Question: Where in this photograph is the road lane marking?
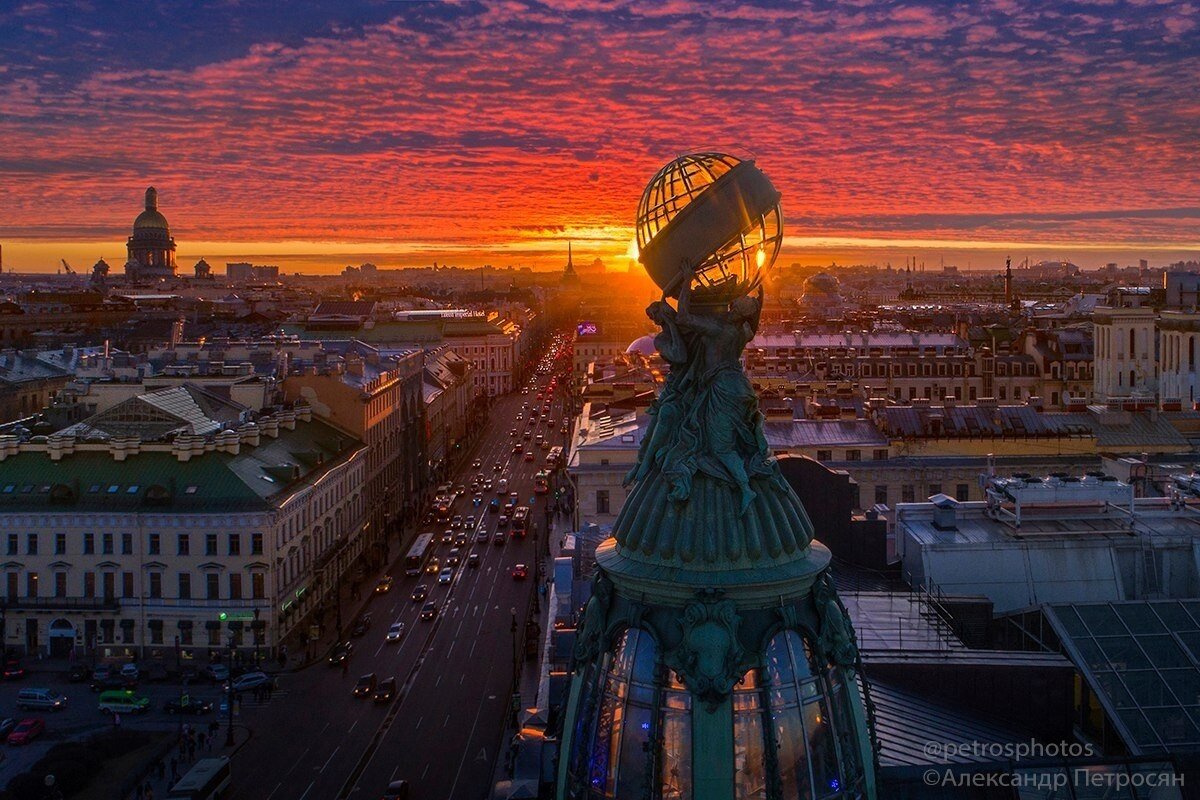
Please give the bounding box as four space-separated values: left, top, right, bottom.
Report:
266 783 282 800
320 746 340 774
444 713 451 728
348 719 358 734
298 782 315 800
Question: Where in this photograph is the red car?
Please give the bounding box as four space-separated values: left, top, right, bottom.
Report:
511 564 528 580
7 718 44 745
2 661 25 681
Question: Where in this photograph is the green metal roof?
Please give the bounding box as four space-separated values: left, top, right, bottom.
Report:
0 418 361 512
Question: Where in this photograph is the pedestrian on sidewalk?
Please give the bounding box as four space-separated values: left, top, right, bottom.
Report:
113 712 121 728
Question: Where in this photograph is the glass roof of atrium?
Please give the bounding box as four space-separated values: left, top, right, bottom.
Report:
1044 601 1200 754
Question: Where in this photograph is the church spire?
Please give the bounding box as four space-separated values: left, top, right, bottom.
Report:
564 240 577 276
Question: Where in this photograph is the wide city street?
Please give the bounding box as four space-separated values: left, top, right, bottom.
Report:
227 353 568 800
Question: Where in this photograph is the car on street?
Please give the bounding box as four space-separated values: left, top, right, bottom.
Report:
472 459 482 469
202 664 230 683
163 698 214 715
454 532 468 547
493 462 503 472
467 553 481 568
411 585 429 602
451 515 463 529
489 498 500 513
382 779 411 800
523 430 532 440
353 673 377 698
373 677 397 704
420 602 437 621
464 516 476 529
3 661 26 681
446 548 461 567
328 642 354 666
7 718 44 745
0 718 15 742
498 514 509 528
512 443 524 454
375 576 394 594
483 479 493 491
472 493 483 507
497 479 508 493
438 567 453 585
509 428 517 437
493 531 506 545
120 663 140 681
227 672 271 693
524 451 535 461
426 557 441 574
67 664 89 683
386 622 406 643
511 564 529 580
351 614 372 637
441 530 453 545
90 673 135 692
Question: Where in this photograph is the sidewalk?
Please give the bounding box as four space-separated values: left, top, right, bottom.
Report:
121 721 251 800
489 509 570 794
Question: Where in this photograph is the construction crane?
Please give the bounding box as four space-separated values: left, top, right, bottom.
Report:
60 259 76 275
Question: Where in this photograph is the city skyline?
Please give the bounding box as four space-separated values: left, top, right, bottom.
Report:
2 0 1199 274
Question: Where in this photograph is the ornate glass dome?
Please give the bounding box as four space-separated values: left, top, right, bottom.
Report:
563 626 867 799
634 153 782 301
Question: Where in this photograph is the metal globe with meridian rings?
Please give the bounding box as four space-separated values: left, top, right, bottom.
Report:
635 152 782 301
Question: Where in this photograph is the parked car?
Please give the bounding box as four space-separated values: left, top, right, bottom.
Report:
385 622 406 643
227 672 271 694
0 718 15 742
67 664 90 683
163 697 213 715
351 614 372 638
120 663 140 681
373 677 397 704
352 673 377 698
2 661 26 681
410 585 429 603
6 718 44 745
375 576 394 594
328 643 354 666
202 664 230 683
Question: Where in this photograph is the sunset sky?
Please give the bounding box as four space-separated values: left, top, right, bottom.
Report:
1 0 1198 274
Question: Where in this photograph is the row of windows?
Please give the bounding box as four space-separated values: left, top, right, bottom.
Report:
4 570 266 600
5 532 264 558
90 622 263 648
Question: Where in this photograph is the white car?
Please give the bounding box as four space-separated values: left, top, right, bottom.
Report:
438 567 453 585
386 622 406 643
226 671 271 693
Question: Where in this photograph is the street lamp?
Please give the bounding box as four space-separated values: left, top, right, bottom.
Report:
252 608 261 668
224 635 236 746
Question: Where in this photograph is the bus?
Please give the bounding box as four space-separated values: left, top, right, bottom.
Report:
166 757 231 800
404 534 434 577
546 447 563 467
511 506 530 536
533 470 550 495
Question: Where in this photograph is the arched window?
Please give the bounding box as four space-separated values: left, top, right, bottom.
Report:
760 630 859 800
572 628 677 799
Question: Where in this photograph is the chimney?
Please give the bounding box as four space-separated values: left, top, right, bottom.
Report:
930 494 959 530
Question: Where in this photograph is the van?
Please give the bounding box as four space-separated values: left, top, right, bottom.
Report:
17 688 66 711
97 689 151 715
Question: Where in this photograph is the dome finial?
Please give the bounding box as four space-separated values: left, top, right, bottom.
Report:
145 186 158 211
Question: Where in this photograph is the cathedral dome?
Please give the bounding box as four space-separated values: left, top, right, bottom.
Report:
133 187 170 231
